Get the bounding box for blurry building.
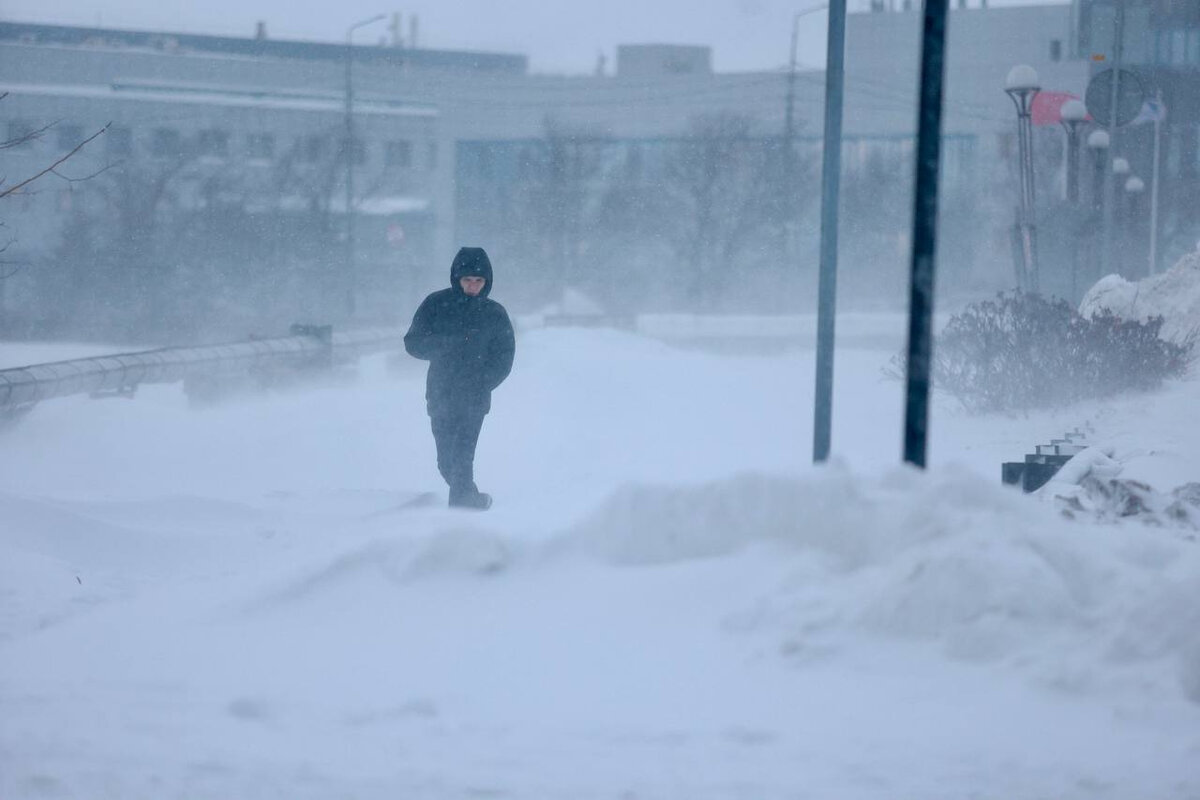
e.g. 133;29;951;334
1075;0;1200;276
6;4;1185;329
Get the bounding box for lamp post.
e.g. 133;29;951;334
1086;129;1109;216
1124;174;1145;276
1111;156;1130;221
1110;157;1131;274
1059;98;1088;204
812;0;842;465
783;2;828;262
344;13;387;319
1083;129;1109;292
1005;64;1040;292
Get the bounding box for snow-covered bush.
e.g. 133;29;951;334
893;292;1194;414
1079;249;1200;344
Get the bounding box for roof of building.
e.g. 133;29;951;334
0;21;528;74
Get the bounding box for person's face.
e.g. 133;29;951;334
460;276;486;296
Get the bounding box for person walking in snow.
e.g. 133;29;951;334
404;247;515;510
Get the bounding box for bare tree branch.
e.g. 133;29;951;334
51;159;121;184
0;120;57;151
0;123;110;199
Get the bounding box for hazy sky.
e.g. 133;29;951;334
3;0;1062;75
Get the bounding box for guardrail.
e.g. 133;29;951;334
0;324;406;423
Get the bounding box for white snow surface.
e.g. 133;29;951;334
2;321;1199;799
1079;249;1200;343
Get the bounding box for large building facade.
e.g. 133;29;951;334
3;4;1188;337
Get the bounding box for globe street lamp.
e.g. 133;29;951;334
1111;156;1130;222
1124;174;1146;276
1086;129;1109;216
1005;64;1040;292
1059;98;1088;204
343;13;387;319
1081;129;1110;293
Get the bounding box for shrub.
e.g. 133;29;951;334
891;292;1195;414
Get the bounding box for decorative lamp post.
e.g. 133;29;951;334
1059;98;1088;204
1111;156;1130;222
343;13;387;319
1124;175;1146;275
1086;129;1109;215
1005;64;1041;292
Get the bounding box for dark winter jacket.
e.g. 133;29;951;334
404;247;515;416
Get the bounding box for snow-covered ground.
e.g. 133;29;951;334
1;316;1198;799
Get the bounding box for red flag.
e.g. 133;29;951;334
1031;91;1089;126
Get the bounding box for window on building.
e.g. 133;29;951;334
197;128;229;158
245;132;275;160
1123;7;1151;64
342;137;367;166
386;139;413;168
1190;31;1200;64
1088;4;1115;60
427;141;438;171
624;143;643;180
1050;39;1062;62
6;120;34;148
298;134;326;163
56;123;83;152
151;127;183;158
106;126;133;157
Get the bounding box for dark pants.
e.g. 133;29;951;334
430;412;486;495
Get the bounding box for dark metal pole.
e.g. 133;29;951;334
902;0;950;469
812;0;846;464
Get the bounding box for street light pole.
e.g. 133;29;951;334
1125;174;1145;276
782;3;828;260
1086;130;1110;215
812;0;844;464
344;13;387;320
1148;89;1164;276
1085;129;1109;293
1111;156;1130;224
1059;98;1088;205
1005;65;1041;293
1100;0;1126;279
1111;157;1131;271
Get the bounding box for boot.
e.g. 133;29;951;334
449;485;492;510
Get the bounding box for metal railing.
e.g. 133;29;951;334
0;324;405;420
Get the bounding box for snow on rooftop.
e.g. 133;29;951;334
0;80;438;117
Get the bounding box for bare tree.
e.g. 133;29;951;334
0;94;109;333
661;113;783;309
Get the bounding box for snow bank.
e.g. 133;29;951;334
1079;249;1200;343
562;467;1200;703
